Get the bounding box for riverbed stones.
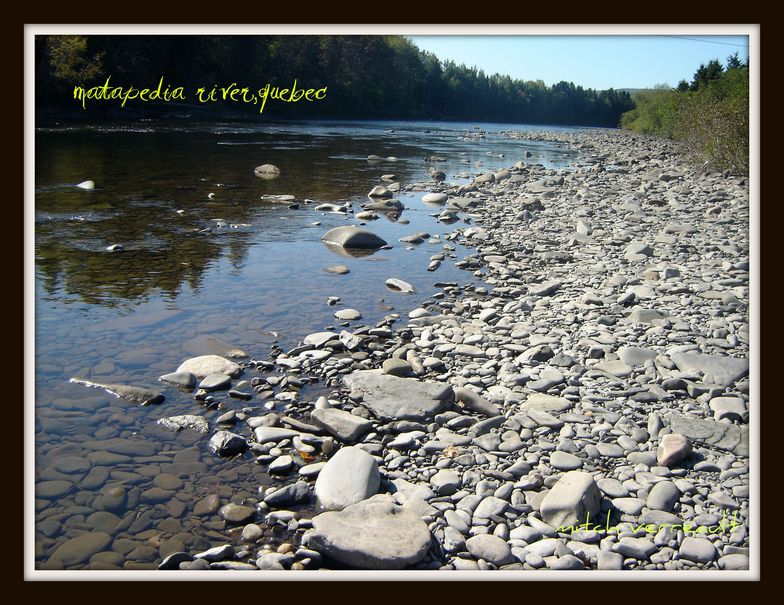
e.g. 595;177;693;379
540;471;602;528
321;226;387;250
314;446;380;510
176;355;241;379
47;532;112;567
304;494;431;569
310;408;373;442
343;370;454;421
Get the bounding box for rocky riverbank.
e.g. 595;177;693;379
39;127;751;573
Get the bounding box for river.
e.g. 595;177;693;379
33;118;582;570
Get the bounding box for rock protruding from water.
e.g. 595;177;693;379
304;494;431;569
176;355;241;379
254;164;281;179
343;370;454;421
321;226;388;250
68;378;164;405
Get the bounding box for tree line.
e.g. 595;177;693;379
36;35;634;127
620;53;749;174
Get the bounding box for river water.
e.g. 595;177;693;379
33;118;581;570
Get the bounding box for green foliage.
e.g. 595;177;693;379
35;35;634;127
621;56;749;174
46;35;104;83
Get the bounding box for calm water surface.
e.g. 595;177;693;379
33;119;580;569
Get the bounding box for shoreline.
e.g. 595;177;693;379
35;128;751;573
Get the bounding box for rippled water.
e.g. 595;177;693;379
33;118;580;570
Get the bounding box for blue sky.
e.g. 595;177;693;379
407;35;750;90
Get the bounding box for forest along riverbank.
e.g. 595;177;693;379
38;128;751;572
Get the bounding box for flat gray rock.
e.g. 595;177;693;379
343;370;454;421
670;352;749;386
176;355;241;379
522;393;573;414
157;415;209;434
254;426;302;443
667;414;748;456
314;446;380;510
310;408;372;442
199;373;232;391
304;494;431;569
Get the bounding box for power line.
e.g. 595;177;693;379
660;35;748;48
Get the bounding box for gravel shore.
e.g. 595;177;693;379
42;128;751;573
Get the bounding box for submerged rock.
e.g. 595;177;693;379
321;226;388;250
68;378;164;405
157;415;209;434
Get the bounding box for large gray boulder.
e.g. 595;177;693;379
314;446;380;510
540;471;602;529
310;408;373;442
343;370;454;421
669;352;749;386
321;226;387;250
304;494;431;569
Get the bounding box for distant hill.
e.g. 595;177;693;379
618;87;673;95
